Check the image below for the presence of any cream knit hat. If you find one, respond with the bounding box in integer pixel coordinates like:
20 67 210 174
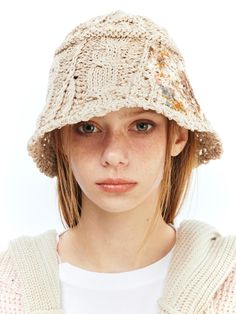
27 10 223 178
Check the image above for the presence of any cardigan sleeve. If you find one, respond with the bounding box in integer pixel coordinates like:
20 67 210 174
204 262 236 313
0 250 24 314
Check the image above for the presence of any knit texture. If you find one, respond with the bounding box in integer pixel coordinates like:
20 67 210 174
0 219 236 313
26 10 223 178
0 230 63 314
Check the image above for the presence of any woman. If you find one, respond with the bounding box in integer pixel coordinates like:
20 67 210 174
0 10 235 313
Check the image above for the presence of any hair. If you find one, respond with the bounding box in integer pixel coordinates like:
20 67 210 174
51 116 198 255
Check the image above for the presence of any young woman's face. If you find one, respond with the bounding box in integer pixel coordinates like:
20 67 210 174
67 107 169 214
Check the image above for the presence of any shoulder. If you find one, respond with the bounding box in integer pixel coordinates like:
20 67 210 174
0 229 58 312
160 219 236 311
0 229 58 291
7 228 58 264
177 218 236 262
179 219 236 310
178 218 236 250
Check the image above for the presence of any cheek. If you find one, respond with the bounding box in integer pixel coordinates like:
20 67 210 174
134 138 166 175
131 137 166 161
69 134 166 171
69 146 92 183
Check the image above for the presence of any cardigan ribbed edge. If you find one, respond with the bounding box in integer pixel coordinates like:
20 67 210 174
158 220 236 313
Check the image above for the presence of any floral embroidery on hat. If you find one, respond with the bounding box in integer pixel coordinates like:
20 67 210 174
178 70 201 113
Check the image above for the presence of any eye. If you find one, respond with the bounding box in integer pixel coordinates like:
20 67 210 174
74 122 100 135
133 120 155 133
74 120 155 136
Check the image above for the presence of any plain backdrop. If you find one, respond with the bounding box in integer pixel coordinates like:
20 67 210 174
0 0 235 251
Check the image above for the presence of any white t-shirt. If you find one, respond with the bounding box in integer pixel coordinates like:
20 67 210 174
56 223 177 314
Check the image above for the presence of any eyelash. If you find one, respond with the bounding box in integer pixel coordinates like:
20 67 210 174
74 120 156 136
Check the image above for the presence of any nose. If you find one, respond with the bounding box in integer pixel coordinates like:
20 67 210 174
100 133 129 168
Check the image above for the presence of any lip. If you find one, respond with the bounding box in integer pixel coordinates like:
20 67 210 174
96 178 137 185
96 183 137 193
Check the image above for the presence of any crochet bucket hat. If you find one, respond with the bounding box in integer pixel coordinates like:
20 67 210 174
27 10 223 178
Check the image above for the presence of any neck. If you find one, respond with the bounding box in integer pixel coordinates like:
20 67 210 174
59 193 176 273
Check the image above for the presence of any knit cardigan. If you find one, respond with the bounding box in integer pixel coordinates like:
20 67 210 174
0 219 236 314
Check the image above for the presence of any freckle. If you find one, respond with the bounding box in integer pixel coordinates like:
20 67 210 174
134 141 150 152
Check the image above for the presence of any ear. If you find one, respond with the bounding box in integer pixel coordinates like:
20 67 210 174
171 126 189 157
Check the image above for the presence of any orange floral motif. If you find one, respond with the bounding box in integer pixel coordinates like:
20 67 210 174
156 49 170 69
172 100 185 112
178 70 201 113
160 50 170 58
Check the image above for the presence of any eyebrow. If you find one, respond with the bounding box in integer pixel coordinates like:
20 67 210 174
121 109 158 118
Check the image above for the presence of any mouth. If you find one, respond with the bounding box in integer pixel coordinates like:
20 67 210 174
96 178 137 185
96 182 137 193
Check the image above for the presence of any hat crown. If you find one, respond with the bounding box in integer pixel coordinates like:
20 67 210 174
54 10 181 58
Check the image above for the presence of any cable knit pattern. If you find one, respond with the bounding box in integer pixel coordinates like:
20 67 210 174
26 10 223 178
0 219 235 313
